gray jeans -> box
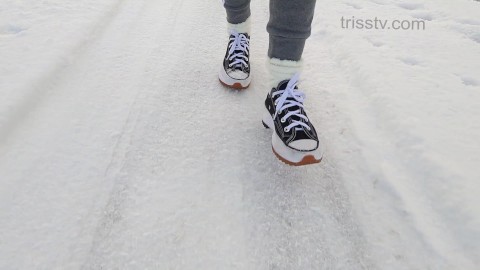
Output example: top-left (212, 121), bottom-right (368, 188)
top-left (224, 0), bottom-right (317, 61)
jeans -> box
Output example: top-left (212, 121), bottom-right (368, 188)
top-left (224, 0), bottom-right (317, 61)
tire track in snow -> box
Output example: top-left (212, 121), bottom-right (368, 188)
top-left (78, 1), bottom-right (374, 269)
top-left (1, 0), bottom-right (374, 269)
top-left (81, 1), bottom-right (191, 269)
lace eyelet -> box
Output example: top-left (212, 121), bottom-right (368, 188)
top-left (281, 118), bottom-right (286, 123)
top-left (284, 127), bottom-right (290, 132)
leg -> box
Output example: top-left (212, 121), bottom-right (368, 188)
top-left (267, 0), bottom-right (317, 61)
top-left (262, 0), bottom-right (323, 166)
top-left (266, 0), bottom-right (317, 87)
top-left (219, 0), bottom-right (252, 89)
top-left (223, 0), bottom-right (251, 25)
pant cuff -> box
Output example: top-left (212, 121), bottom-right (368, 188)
top-left (225, 5), bottom-right (251, 24)
top-left (268, 35), bottom-right (306, 61)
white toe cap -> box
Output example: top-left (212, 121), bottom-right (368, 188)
top-left (228, 70), bottom-right (249, 80)
top-left (289, 139), bottom-right (317, 151)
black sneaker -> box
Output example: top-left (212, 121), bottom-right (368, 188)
top-left (218, 31), bottom-right (251, 89)
top-left (262, 74), bottom-right (323, 166)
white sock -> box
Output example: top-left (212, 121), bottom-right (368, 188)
top-left (268, 58), bottom-right (303, 88)
top-left (227, 17), bottom-right (251, 34)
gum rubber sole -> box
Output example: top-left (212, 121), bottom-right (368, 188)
top-left (272, 146), bottom-right (322, 166)
top-left (218, 78), bottom-right (250, 90)
top-left (262, 121), bottom-right (322, 166)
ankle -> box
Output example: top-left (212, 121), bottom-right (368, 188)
top-left (227, 17), bottom-right (251, 34)
top-left (267, 58), bottom-right (303, 88)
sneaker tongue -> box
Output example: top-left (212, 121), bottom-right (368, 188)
top-left (230, 48), bottom-right (248, 70)
top-left (293, 126), bottom-right (313, 140)
top-left (277, 80), bottom-right (290, 91)
top-left (232, 50), bottom-right (244, 69)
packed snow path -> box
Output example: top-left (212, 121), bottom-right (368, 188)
top-left (0, 0), bottom-right (479, 269)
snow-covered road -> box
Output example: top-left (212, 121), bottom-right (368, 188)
top-left (1, 0), bottom-right (479, 269)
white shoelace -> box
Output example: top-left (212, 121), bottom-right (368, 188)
top-left (272, 73), bottom-right (311, 132)
top-left (227, 31), bottom-right (249, 69)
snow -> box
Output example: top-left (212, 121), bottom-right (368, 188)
top-left (0, 0), bottom-right (479, 269)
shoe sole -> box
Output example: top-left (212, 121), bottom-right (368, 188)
top-left (218, 78), bottom-right (250, 90)
top-left (271, 146), bottom-right (322, 166)
top-left (218, 66), bottom-right (251, 90)
top-left (262, 109), bottom-right (323, 166)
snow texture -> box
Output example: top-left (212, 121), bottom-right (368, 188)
top-left (0, 0), bottom-right (479, 269)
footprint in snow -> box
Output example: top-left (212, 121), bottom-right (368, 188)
top-left (467, 33), bottom-right (480, 44)
top-left (312, 29), bottom-right (327, 38)
top-left (455, 18), bottom-right (480, 26)
top-left (460, 76), bottom-right (479, 87)
top-left (369, 0), bottom-right (388, 6)
top-left (398, 57), bottom-right (421, 66)
top-left (0, 24), bottom-right (26, 36)
top-left (365, 37), bottom-right (385, 48)
top-left (411, 11), bottom-right (434, 21)
top-left (452, 24), bottom-right (480, 44)
top-left (397, 2), bottom-right (424, 10)
top-left (344, 2), bottom-right (362, 9)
